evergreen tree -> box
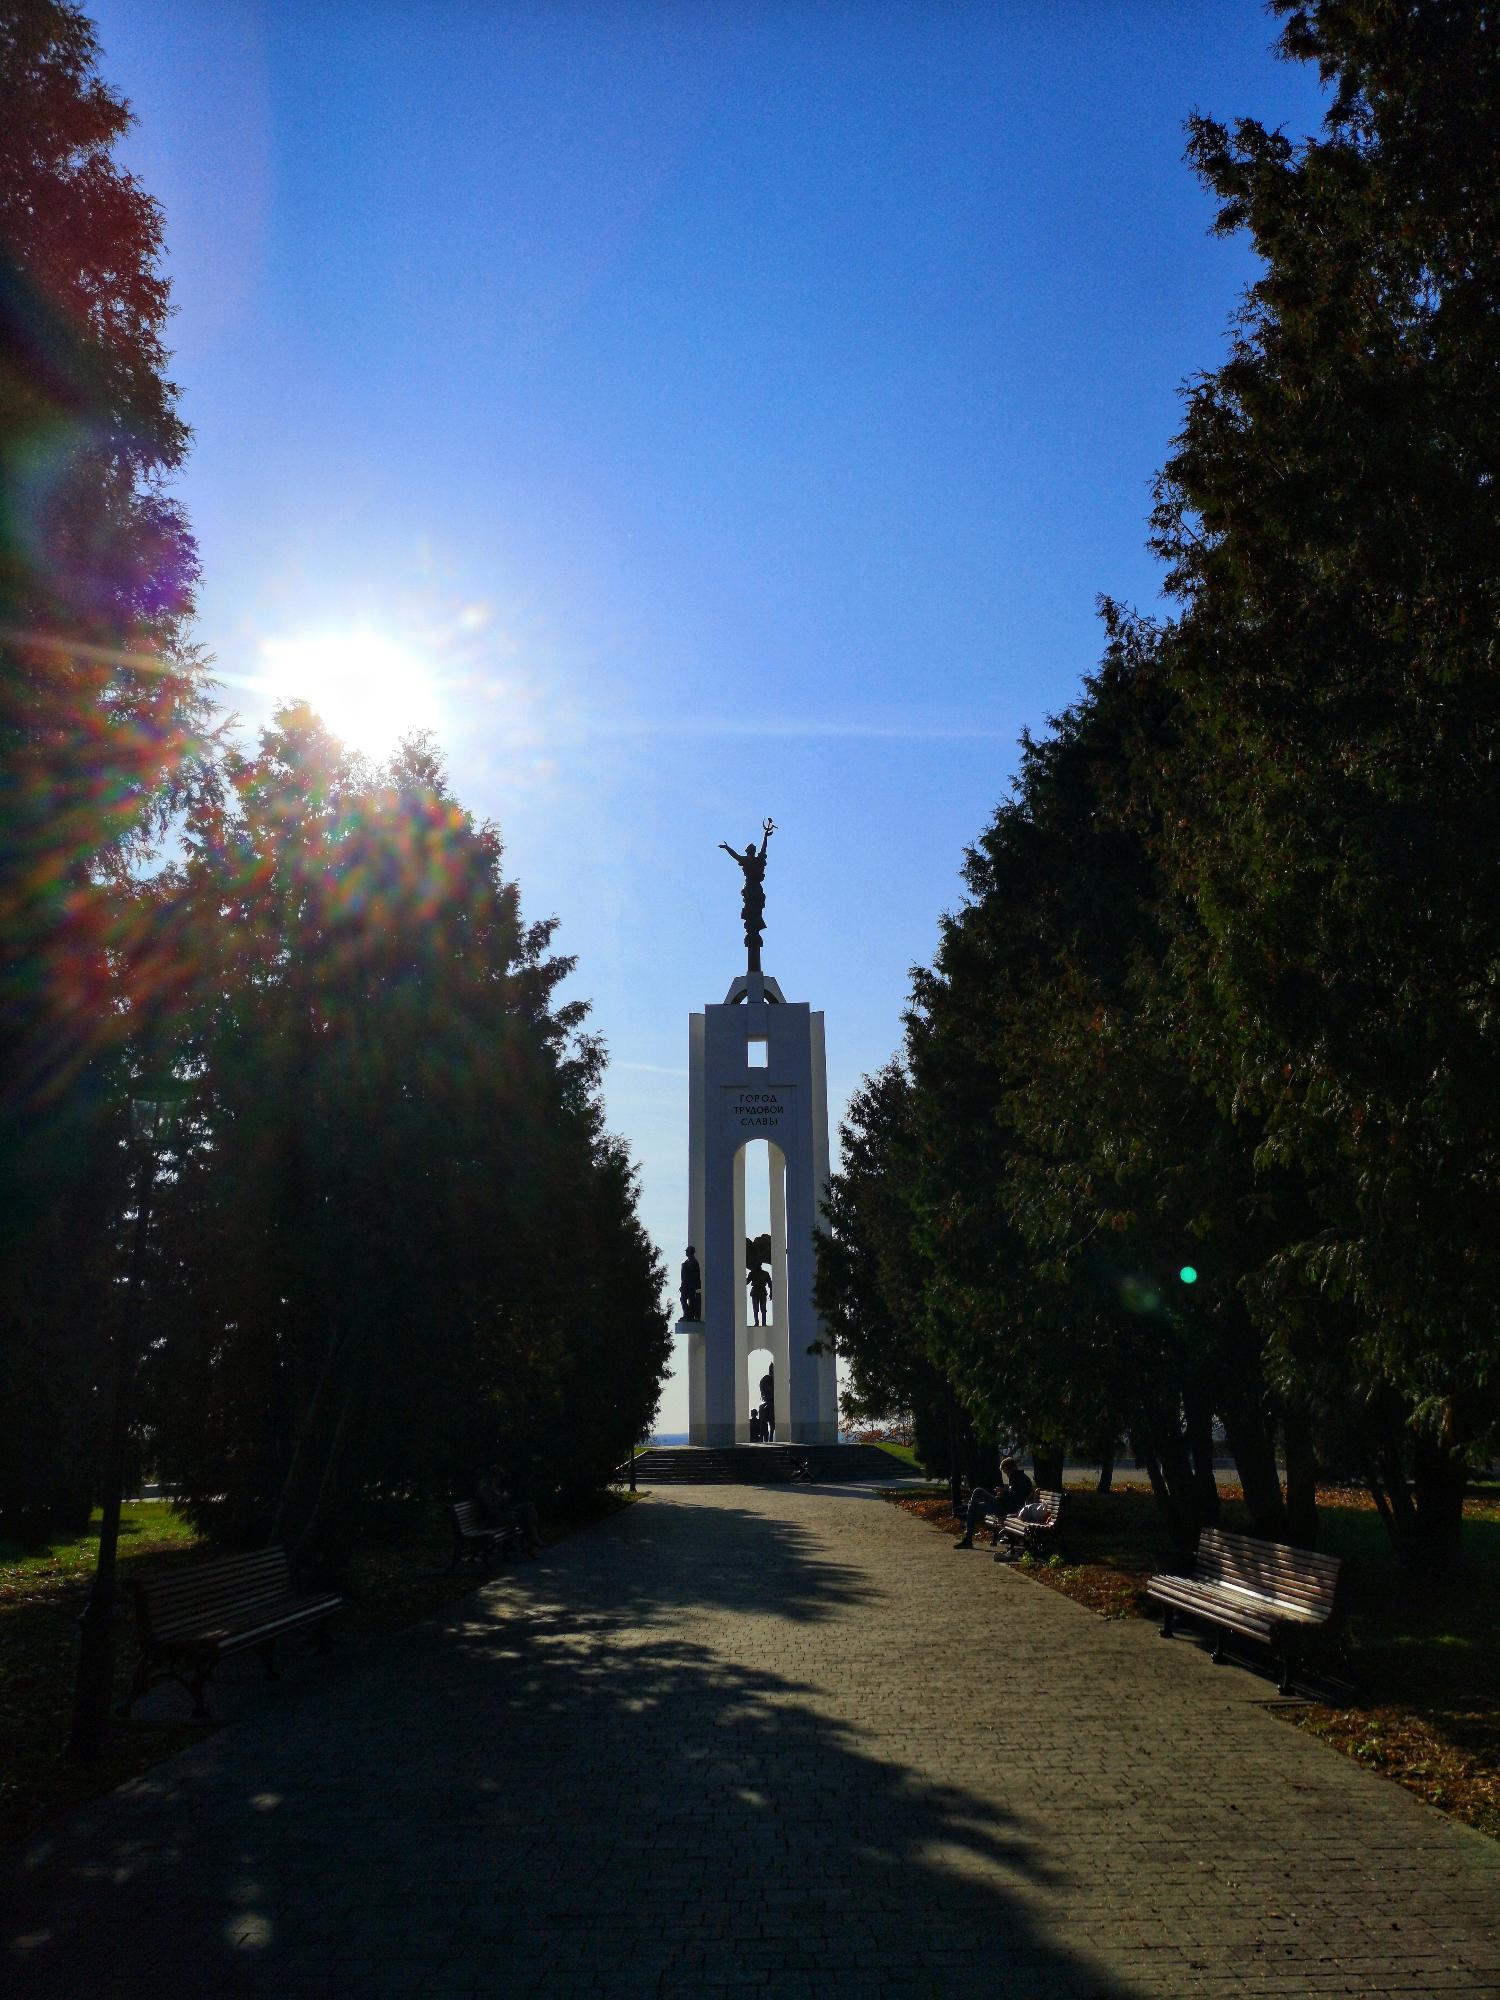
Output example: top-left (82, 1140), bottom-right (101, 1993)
top-left (0, 0), bottom-right (211, 1540)
top-left (1149, 0), bottom-right (1500, 1562)
top-left (814, 1061), bottom-right (974, 1486)
top-left (899, 635), bottom-right (1270, 1541)
top-left (141, 711), bottom-right (667, 1571)
top-left (822, 1), bottom-right (1500, 1569)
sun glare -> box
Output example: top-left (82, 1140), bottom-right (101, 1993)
top-left (259, 626), bottom-right (443, 757)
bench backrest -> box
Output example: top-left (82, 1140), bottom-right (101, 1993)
top-left (1193, 1527), bottom-right (1341, 1615)
top-left (453, 1500), bottom-right (493, 1534)
top-left (135, 1546), bottom-right (292, 1645)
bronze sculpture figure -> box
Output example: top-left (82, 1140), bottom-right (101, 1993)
top-left (746, 1232), bottom-right (773, 1327)
top-left (680, 1245), bottom-right (702, 1322)
top-left (719, 818), bottom-right (775, 974)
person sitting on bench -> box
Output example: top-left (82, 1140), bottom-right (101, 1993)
top-left (953, 1457), bottom-right (1034, 1549)
top-left (477, 1463), bottom-right (544, 1556)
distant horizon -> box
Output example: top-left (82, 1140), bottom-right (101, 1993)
top-left (647, 1431), bottom-right (892, 1447)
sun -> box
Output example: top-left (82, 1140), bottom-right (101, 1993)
top-left (258, 625), bottom-right (443, 757)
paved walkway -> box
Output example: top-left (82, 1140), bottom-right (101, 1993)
top-left (5, 1484), bottom-right (1498, 1997)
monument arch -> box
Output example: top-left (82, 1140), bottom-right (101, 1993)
top-left (678, 825), bottom-right (837, 1445)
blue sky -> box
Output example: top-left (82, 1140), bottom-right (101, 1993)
top-left (93, 1), bottom-right (1326, 1433)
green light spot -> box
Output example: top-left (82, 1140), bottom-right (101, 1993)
top-left (1179, 1265), bottom-right (1198, 1285)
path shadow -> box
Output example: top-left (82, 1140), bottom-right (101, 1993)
top-left (5, 1495), bottom-right (1137, 1998)
top-left (533, 1490), bottom-right (881, 1628)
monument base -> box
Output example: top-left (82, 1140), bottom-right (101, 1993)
top-left (785, 1421), bottom-right (838, 1445)
top-left (732, 1421), bottom-right (837, 1444)
top-left (692, 1422), bottom-right (738, 1446)
top-left (679, 1317), bottom-right (740, 1446)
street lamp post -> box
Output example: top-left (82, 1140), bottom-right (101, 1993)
top-left (67, 1084), bottom-right (184, 1764)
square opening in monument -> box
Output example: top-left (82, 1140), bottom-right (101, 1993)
top-left (746, 1037), bottom-right (768, 1068)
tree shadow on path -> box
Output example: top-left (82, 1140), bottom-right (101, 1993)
top-left (5, 1495), bottom-right (1137, 1998)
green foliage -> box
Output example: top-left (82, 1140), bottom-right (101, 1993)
top-left (1145, 0), bottom-right (1500, 1557)
top-left (0, 10), bottom-right (669, 1556)
top-left (813, 1061), bottom-right (990, 1489)
top-left (0, 1504), bottom-right (211, 1849)
top-left (0, 0), bottom-right (214, 1544)
top-left (138, 712), bottom-right (670, 1572)
top-left (818, 0), bottom-right (1500, 1568)
top-left (814, 1062), bottom-right (930, 1427)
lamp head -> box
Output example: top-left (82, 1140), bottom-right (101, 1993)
top-left (128, 1077), bottom-right (189, 1147)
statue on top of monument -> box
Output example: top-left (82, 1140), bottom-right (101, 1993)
top-left (719, 818), bottom-right (775, 974)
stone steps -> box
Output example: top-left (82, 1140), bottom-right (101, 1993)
top-left (630, 1443), bottom-right (908, 1485)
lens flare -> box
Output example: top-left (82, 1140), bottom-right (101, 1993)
top-left (258, 626), bottom-right (441, 755)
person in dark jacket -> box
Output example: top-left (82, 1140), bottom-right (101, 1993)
top-left (477, 1464), bottom-right (543, 1555)
top-left (952, 1457), bottom-right (1034, 1549)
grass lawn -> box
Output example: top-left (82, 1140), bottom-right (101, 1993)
top-left (872, 1440), bottom-right (921, 1469)
top-left (1, 1489), bottom-right (635, 1855)
top-left (0, 1502), bottom-right (211, 1853)
top-left (889, 1480), bottom-right (1500, 1840)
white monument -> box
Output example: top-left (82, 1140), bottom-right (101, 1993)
top-left (677, 823), bottom-right (838, 1446)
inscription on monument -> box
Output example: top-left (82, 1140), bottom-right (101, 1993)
top-left (726, 1086), bottom-right (790, 1134)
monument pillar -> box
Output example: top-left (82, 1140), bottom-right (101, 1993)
top-left (676, 822), bottom-right (837, 1447)
top-left (679, 977), bottom-right (837, 1445)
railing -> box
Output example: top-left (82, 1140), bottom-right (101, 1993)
top-left (613, 1446), bottom-right (643, 1491)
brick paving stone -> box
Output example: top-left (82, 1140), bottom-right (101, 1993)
top-left (3, 1480), bottom-right (1498, 1997)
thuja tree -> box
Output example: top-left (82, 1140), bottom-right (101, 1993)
top-left (141, 710), bottom-right (668, 1573)
top-left (820, 609), bottom-right (1333, 1548)
top-left (814, 1061), bottom-right (989, 1497)
top-left (1147, 0), bottom-right (1500, 1564)
top-left (0, 1), bottom-right (212, 1540)
top-left (902, 631), bottom-right (1305, 1547)
top-left (819, 2), bottom-right (1500, 1566)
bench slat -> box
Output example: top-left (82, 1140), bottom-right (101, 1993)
top-left (139, 1552), bottom-right (291, 1619)
top-left (1173, 1578), bottom-right (1327, 1623)
top-left (152, 1596), bottom-right (343, 1655)
top-left (1146, 1526), bottom-right (1343, 1695)
top-left (982, 1488), bottom-right (1063, 1525)
top-left (1147, 1578), bottom-right (1277, 1639)
top-left (448, 1501), bottom-right (521, 1572)
top-left (1197, 1528), bottom-right (1340, 1594)
top-left (126, 1544), bottom-right (343, 1718)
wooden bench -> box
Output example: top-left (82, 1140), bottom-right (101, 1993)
top-left (1147, 1526), bottom-right (1342, 1695)
top-left (983, 1488), bottom-right (1064, 1558)
top-left (993, 1487), bottom-right (1064, 1556)
top-left (126, 1546), bottom-right (342, 1717)
top-left (450, 1500), bottom-right (521, 1571)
